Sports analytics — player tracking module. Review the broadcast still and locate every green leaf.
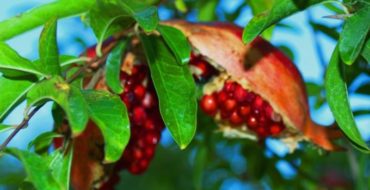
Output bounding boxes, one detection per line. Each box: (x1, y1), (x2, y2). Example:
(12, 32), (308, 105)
(339, 6), (370, 65)
(106, 39), (128, 94)
(39, 18), (61, 76)
(0, 42), (46, 77)
(197, 0), (218, 21)
(140, 35), (197, 149)
(305, 82), (322, 96)
(82, 90), (130, 163)
(0, 77), (34, 121)
(324, 46), (370, 153)
(88, 0), (158, 42)
(175, 0), (187, 13)
(309, 21), (339, 40)
(0, 124), (14, 133)
(26, 76), (88, 135)
(47, 149), (73, 189)
(88, 1), (134, 43)
(0, 0), (96, 41)
(118, 0), (159, 32)
(157, 25), (191, 65)
(243, 0), (325, 43)
(361, 39), (370, 63)
(28, 132), (62, 153)
(5, 148), (62, 190)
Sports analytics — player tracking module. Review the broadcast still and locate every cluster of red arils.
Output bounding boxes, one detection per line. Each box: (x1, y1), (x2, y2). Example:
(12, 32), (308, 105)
(117, 64), (164, 174)
(200, 81), (285, 138)
(100, 63), (165, 189)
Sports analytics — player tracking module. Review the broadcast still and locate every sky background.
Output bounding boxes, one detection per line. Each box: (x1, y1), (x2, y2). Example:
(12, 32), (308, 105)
(0, 1), (369, 190)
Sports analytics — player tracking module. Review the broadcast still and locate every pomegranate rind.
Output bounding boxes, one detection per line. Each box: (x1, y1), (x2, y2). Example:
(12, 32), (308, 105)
(162, 20), (339, 151)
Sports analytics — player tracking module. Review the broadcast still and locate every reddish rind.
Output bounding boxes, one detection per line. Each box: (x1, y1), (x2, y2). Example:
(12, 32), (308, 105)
(162, 20), (341, 150)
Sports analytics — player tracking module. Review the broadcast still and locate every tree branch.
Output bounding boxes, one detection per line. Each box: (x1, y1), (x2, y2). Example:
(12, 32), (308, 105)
(0, 106), (42, 152)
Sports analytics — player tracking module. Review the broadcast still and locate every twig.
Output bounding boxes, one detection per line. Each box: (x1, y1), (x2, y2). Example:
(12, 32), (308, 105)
(0, 106), (42, 152)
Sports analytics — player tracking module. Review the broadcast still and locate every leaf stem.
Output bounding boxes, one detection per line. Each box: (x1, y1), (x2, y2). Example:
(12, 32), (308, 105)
(0, 106), (42, 152)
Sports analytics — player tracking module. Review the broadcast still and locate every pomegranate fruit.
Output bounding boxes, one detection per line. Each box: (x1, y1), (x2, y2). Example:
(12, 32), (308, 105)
(58, 20), (343, 190)
(162, 20), (341, 151)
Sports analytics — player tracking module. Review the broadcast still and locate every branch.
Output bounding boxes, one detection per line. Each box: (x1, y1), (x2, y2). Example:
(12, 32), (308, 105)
(0, 0), (95, 41)
(0, 106), (42, 152)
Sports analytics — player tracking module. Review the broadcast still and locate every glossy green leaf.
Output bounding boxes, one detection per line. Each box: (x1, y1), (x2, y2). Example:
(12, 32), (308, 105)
(140, 35), (197, 149)
(0, 0), (96, 41)
(0, 77), (34, 121)
(88, 0), (158, 42)
(157, 25), (191, 65)
(339, 6), (370, 65)
(118, 0), (159, 32)
(361, 39), (370, 63)
(82, 90), (130, 163)
(88, 1), (134, 43)
(0, 42), (46, 77)
(28, 132), (62, 153)
(39, 18), (61, 75)
(324, 47), (370, 153)
(47, 149), (73, 189)
(106, 39), (128, 94)
(26, 76), (88, 135)
(5, 148), (62, 190)
(243, 0), (324, 43)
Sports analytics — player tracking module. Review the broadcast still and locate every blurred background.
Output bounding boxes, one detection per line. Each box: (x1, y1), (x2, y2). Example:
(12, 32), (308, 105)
(0, 0), (369, 190)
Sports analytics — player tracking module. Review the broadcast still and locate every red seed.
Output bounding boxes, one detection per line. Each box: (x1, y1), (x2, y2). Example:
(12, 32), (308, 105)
(223, 81), (236, 93)
(144, 119), (156, 130)
(246, 92), (256, 103)
(238, 105), (251, 117)
(229, 111), (243, 125)
(133, 148), (143, 159)
(200, 94), (218, 116)
(145, 132), (159, 145)
(132, 107), (147, 125)
(134, 85), (146, 101)
(270, 124), (283, 135)
(247, 116), (258, 128)
(217, 91), (228, 104)
(222, 98), (237, 112)
(253, 96), (264, 109)
(144, 147), (155, 158)
(234, 85), (248, 103)
(142, 92), (156, 109)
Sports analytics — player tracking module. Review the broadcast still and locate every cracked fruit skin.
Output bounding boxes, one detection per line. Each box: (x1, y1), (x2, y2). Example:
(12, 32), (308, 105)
(163, 21), (341, 151)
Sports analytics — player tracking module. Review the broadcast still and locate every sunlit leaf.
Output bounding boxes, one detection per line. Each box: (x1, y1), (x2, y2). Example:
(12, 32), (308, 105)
(0, 77), (34, 121)
(106, 39), (128, 94)
(339, 5), (370, 65)
(5, 148), (62, 190)
(243, 0), (325, 43)
(28, 132), (62, 153)
(82, 90), (130, 163)
(26, 76), (88, 135)
(39, 18), (61, 75)
(140, 34), (197, 149)
(47, 149), (73, 189)
(0, 42), (46, 77)
(157, 25), (191, 65)
(325, 47), (370, 153)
